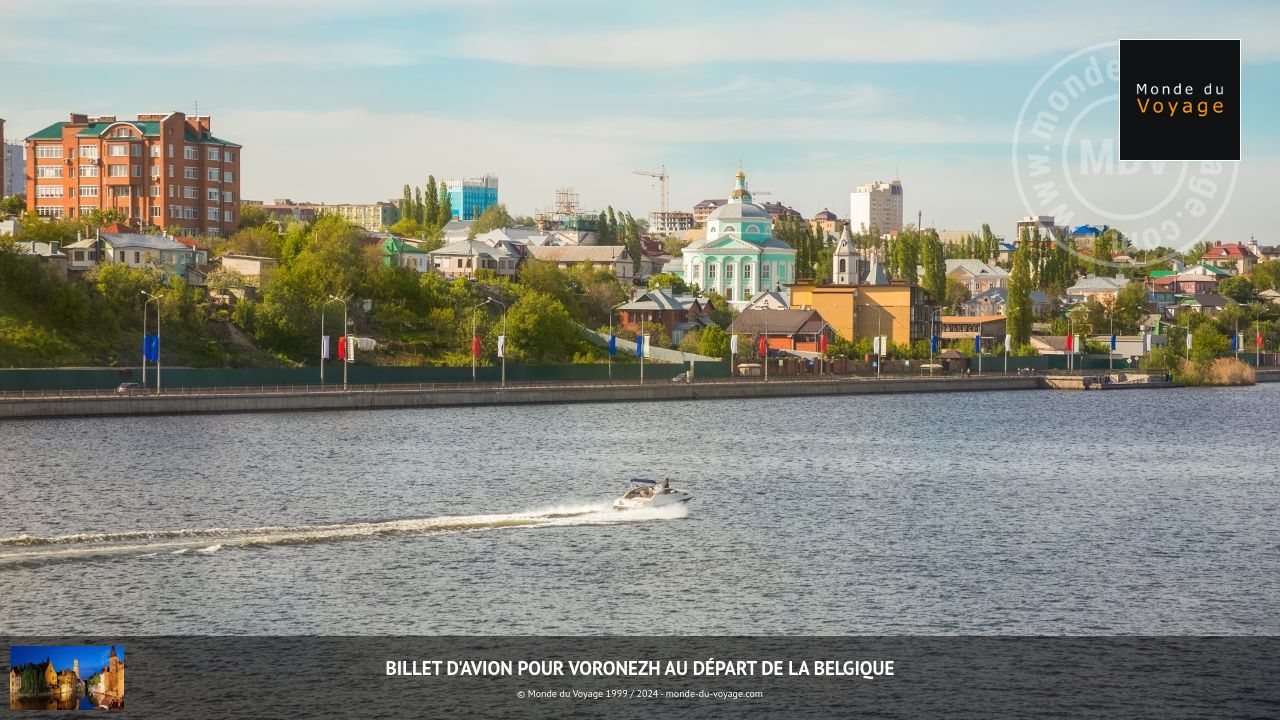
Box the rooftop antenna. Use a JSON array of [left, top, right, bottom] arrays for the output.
[[193, 100, 198, 116]]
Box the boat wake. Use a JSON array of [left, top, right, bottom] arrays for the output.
[[0, 502, 687, 567]]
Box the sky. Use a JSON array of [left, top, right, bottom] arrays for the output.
[[10, 645, 123, 677], [1, 0, 1276, 243]]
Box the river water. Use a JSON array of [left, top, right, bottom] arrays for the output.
[[1, 385, 1277, 635]]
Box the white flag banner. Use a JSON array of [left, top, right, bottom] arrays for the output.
[[321, 335, 330, 360], [730, 334, 739, 354], [872, 336, 880, 355], [497, 335, 506, 358], [1004, 334, 1012, 353], [1186, 332, 1193, 350]]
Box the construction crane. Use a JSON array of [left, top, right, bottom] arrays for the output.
[[633, 165, 668, 218]]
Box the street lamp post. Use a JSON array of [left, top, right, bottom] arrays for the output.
[[328, 294, 349, 390], [471, 299, 487, 384], [763, 304, 769, 382], [489, 297, 508, 387], [141, 291, 163, 393], [321, 295, 343, 386]]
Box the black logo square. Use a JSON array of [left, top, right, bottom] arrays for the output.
[[1120, 39, 1240, 161]]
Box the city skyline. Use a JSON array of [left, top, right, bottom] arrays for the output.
[[3, 0, 1277, 240]]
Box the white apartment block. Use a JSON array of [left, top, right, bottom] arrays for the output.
[[849, 180, 903, 235]]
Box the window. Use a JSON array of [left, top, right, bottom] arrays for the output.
[[133, 251, 141, 263], [184, 207, 197, 219], [150, 165, 160, 178], [168, 164, 174, 178], [131, 145, 141, 156], [37, 206, 65, 217], [168, 185, 175, 198], [207, 168, 220, 182], [35, 146, 63, 158], [131, 164, 141, 177], [708, 264, 717, 280], [208, 147, 221, 161], [224, 210, 234, 223], [184, 186, 197, 199], [838, 258, 846, 273], [224, 150, 235, 162], [762, 264, 771, 279], [74, 250, 84, 261], [79, 146, 99, 159], [207, 189, 219, 201], [150, 145, 160, 158], [36, 166, 64, 179], [184, 167, 197, 180], [150, 185, 160, 197], [113, 127, 130, 138], [168, 144, 174, 158], [79, 165, 99, 177], [107, 164, 128, 177], [743, 264, 752, 279], [170, 206, 180, 218], [222, 191, 233, 203], [79, 186, 98, 197], [108, 144, 128, 157], [725, 263, 735, 280], [36, 185, 64, 198], [112, 186, 131, 198], [184, 146, 197, 160], [151, 206, 161, 218], [207, 207, 220, 220], [223, 170, 234, 183]]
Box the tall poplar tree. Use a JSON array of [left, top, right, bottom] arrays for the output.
[[1007, 230, 1034, 346], [401, 185, 413, 225], [425, 176, 438, 227], [437, 182, 452, 224]]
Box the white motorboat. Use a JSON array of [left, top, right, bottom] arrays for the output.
[[613, 478, 693, 511]]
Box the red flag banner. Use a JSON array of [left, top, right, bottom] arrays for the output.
[[472, 335, 481, 357], [1258, 332, 1264, 349], [337, 335, 347, 360], [820, 335, 828, 353], [758, 336, 767, 356], [1065, 334, 1074, 352]]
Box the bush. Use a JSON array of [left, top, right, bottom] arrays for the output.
[[1174, 357, 1254, 386]]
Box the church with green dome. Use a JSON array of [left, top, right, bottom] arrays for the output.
[[675, 170, 797, 303]]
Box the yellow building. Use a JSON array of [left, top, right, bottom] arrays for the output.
[[789, 242, 932, 345]]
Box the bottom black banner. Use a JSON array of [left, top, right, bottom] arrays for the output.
[[5, 637, 1278, 718]]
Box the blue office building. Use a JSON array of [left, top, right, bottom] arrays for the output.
[[445, 175, 499, 220]]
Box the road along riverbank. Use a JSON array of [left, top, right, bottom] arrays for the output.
[[0, 373, 1199, 420]]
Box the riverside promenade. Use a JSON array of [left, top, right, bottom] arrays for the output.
[[0, 371, 1198, 420]]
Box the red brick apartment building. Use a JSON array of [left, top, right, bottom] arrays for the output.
[[25, 112, 242, 236]]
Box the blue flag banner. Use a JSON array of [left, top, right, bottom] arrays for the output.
[[608, 334, 617, 357], [635, 336, 644, 358], [930, 335, 938, 354], [1110, 334, 1117, 351], [974, 335, 981, 354], [1231, 334, 1238, 352], [143, 334, 159, 362]]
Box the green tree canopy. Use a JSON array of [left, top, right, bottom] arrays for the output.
[[468, 203, 515, 239]]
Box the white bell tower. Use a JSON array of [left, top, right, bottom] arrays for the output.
[[832, 224, 858, 285]]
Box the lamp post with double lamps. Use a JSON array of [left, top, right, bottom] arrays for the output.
[[320, 295, 344, 386]]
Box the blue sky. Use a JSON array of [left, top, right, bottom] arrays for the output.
[[2, 0, 1275, 241], [10, 645, 123, 677]]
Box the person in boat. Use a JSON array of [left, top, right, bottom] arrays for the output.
[[662, 477, 671, 491]]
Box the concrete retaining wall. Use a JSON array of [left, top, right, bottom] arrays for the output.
[[0, 376, 1041, 420]]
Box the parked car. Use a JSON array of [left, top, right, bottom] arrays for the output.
[[671, 371, 689, 383], [116, 382, 142, 394]]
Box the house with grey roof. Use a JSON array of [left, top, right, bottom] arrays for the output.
[[619, 288, 714, 344], [962, 286, 1049, 317], [946, 259, 1010, 296], [428, 239, 522, 279], [526, 245, 635, 282], [1066, 274, 1128, 303], [63, 230, 199, 278]]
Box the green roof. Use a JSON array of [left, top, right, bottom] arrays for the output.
[[1149, 270, 1176, 278], [26, 120, 239, 147]]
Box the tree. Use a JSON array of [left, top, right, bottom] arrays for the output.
[[1006, 238, 1033, 346], [237, 204, 272, 230], [1250, 260, 1280, 292], [944, 275, 971, 313], [1112, 280, 1148, 333], [892, 228, 919, 284], [0, 195, 25, 215], [647, 272, 687, 293], [919, 230, 947, 303], [1190, 325, 1230, 362], [223, 226, 282, 258], [401, 185, 413, 224], [699, 324, 730, 359], [1218, 275, 1255, 303], [424, 176, 438, 227], [502, 290, 581, 363], [437, 182, 452, 225], [467, 203, 515, 239]]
